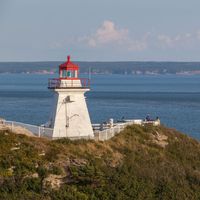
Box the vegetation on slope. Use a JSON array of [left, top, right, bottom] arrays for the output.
[[0, 125, 200, 199]]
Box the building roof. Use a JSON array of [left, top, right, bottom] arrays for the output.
[[59, 56, 79, 70]]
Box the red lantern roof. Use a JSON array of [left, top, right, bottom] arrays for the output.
[[59, 56, 79, 71]]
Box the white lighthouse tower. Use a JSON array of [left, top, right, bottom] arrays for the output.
[[48, 56, 94, 139]]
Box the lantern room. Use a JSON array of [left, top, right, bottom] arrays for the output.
[[48, 55, 90, 89], [59, 56, 79, 79]]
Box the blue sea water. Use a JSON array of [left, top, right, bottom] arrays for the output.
[[0, 73, 200, 139]]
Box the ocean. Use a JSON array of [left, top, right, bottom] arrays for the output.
[[0, 73, 200, 139]]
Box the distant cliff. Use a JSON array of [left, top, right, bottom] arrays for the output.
[[0, 125, 200, 199], [1, 61, 200, 75]]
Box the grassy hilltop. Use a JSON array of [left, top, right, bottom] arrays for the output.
[[0, 125, 200, 200]]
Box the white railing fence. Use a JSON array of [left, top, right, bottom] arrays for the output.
[[94, 123, 130, 141], [2, 120, 129, 141], [93, 119, 160, 141], [1, 119, 159, 141], [4, 121, 53, 138]]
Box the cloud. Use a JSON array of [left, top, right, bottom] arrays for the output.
[[157, 35, 173, 47], [85, 20, 148, 51], [157, 33, 193, 48], [127, 40, 147, 51], [128, 32, 150, 51], [49, 20, 200, 54], [88, 20, 129, 47]]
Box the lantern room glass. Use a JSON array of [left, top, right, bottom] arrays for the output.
[[60, 69, 77, 79]]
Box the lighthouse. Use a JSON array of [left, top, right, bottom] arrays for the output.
[[48, 56, 94, 139]]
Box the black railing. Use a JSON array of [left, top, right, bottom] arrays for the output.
[[48, 78, 90, 89]]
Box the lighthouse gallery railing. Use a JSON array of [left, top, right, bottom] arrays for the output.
[[48, 78, 90, 89]]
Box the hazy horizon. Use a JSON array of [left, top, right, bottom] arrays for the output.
[[1, 60, 200, 63], [1, 0, 200, 62]]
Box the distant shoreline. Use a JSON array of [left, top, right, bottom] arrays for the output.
[[0, 61, 200, 75], [0, 71, 200, 76]]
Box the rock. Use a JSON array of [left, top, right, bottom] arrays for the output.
[[70, 158, 87, 166], [30, 173, 39, 178], [152, 131, 168, 148], [39, 151, 46, 156], [43, 174, 64, 190], [7, 166, 15, 175], [10, 147, 20, 151]]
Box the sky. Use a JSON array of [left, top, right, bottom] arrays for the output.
[[1, 0, 200, 61]]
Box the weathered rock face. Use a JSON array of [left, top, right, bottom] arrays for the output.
[[43, 174, 64, 190], [151, 130, 169, 148]]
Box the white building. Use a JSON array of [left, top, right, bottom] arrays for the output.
[[48, 56, 94, 139]]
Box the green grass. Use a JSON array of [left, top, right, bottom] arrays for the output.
[[0, 125, 200, 199]]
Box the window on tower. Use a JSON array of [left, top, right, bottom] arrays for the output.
[[67, 71, 71, 77], [60, 69, 77, 79]]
